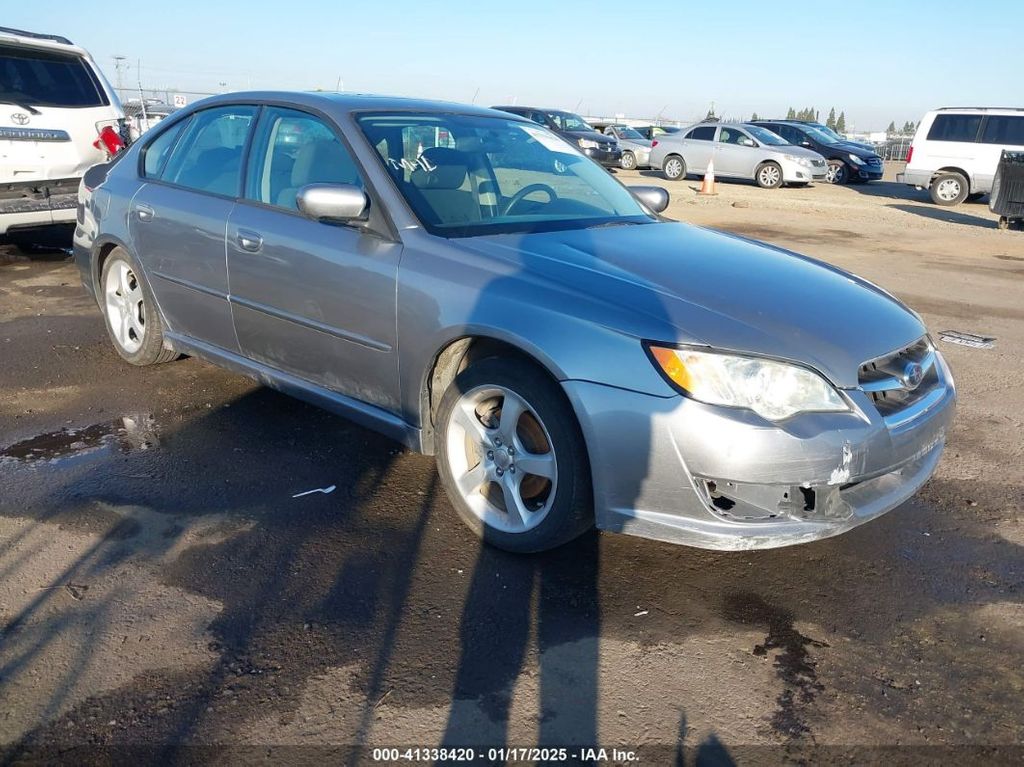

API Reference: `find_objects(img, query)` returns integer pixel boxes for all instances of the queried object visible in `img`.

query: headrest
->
[292,139,359,186]
[410,147,469,190]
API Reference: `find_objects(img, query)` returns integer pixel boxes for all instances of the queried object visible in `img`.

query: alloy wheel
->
[104,259,146,354]
[759,164,781,187]
[444,385,558,534]
[665,157,683,179]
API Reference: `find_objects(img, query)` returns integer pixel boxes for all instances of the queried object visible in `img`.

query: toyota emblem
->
[11,113,31,125]
[901,361,924,389]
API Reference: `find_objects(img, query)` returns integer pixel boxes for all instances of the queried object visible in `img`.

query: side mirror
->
[629,185,670,213]
[801,140,812,147]
[740,138,756,147]
[297,183,368,224]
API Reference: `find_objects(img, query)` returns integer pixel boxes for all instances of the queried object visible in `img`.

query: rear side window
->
[142,119,189,178]
[981,115,1024,146]
[927,114,982,143]
[159,106,256,196]
[0,43,108,108]
[686,126,716,141]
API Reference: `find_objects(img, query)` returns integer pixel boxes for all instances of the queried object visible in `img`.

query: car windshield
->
[617,127,645,140]
[803,125,840,145]
[548,111,594,132]
[744,125,789,146]
[358,112,655,238]
[0,44,108,108]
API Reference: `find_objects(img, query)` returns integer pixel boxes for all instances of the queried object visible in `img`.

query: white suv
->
[1,27,124,241]
[898,107,1024,206]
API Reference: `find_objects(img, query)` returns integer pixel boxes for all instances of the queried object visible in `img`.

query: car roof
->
[190,91,520,119]
[0,26,87,55]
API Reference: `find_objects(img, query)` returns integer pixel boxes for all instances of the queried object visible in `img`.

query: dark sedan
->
[492,106,621,168]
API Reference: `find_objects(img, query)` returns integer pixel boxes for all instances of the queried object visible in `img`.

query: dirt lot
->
[1,168,1022,764]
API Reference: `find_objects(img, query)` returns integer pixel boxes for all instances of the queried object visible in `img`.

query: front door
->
[130,105,256,352]
[226,106,402,411]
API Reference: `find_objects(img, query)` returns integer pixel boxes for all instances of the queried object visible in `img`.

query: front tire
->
[930,172,969,206]
[825,160,849,184]
[100,247,177,366]
[755,161,783,189]
[663,155,686,181]
[620,151,637,170]
[435,356,593,553]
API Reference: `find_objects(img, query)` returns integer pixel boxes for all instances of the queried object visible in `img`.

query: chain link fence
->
[871,136,914,161]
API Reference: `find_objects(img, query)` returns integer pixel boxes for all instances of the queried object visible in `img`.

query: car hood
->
[774,145,824,160]
[564,129,616,145]
[832,141,879,159]
[456,222,924,387]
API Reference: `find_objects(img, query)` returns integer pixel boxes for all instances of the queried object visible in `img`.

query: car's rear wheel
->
[100,247,177,366]
[663,155,686,181]
[825,160,848,184]
[435,356,593,553]
[620,151,637,170]
[930,172,969,206]
[756,162,783,189]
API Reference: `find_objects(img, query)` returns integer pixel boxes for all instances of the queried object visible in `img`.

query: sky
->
[5,1,1022,131]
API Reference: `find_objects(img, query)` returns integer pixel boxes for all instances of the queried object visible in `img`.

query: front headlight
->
[784,154,812,167]
[578,138,599,149]
[848,153,865,165]
[647,345,848,421]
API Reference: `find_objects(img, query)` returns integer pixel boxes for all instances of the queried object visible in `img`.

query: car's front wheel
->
[100,247,177,366]
[825,160,849,184]
[435,356,593,553]
[620,151,637,170]
[756,161,783,189]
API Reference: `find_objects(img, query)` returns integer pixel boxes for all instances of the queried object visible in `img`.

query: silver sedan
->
[75,92,954,553]
[649,122,828,187]
[601,125,653,170]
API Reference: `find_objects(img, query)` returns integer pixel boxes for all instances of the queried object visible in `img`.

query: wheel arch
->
[418,332,572,456]
[932,166,972,192]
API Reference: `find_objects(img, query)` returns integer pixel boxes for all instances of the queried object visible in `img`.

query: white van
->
[898,107,1024,206]
[1,27,124,241]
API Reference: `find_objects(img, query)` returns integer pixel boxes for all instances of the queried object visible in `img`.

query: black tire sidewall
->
[100,248,168,366]
[435,357,593,553]
[664,155,685,180]
[827,160,848,184]
[930,173,969,206]
[757,162,782,189]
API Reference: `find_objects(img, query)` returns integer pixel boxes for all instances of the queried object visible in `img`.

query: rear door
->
[129,104,256,352]
[681,125,715,173]
[226,106,402,410]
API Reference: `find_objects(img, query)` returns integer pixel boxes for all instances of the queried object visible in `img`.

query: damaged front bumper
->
[563,351,956,550]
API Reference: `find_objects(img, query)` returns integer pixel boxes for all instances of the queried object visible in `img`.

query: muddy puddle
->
[0,414,159,466]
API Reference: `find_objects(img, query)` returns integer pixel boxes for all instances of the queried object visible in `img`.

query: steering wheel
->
[501,183,558,216]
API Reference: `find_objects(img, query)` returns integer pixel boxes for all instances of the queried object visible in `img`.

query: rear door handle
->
[134,203,155,222]
[236,229,263,253]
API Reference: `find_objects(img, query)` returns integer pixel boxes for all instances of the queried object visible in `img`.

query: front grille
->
[858,338,939,418]
[867,157,883,166]
[812,159,826,167]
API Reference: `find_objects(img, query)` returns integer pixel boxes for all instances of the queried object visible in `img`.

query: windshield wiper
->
[0,99,41,115]
[585,220,644,229]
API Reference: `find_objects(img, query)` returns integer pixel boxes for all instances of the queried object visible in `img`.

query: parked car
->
[897,107,1024,206]
[634,125,680,141]
[123,99,177,140]
[492,105,621,167]
[0,26,125,243]
[649,122,827,188]
[752,120,884,184]
[600,125,652,169]
[783,119,874,151]
[76,92,955,553]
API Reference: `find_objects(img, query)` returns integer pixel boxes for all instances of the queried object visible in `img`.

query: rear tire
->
[663,155,686,181]
[435,356,593,553]
[930,172,969,206]
[755,161,783,189]
[100,247,178,366]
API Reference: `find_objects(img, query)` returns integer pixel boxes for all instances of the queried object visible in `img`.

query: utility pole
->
[112,55,127,91]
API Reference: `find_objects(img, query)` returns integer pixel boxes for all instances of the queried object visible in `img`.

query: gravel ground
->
[1,168,1022,764]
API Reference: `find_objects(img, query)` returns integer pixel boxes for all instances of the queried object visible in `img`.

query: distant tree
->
[901,120,917,134]
[815,109,820,122]
[751,111,759,121]
[836,111,846,133]
[887,121,896,135]
[826,107,837,130]
[786,106,796,119]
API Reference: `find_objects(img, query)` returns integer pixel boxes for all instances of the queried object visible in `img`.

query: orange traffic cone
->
[698,158,717,195]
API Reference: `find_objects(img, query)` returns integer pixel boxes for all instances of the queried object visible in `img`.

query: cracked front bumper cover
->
[563,353,955,550]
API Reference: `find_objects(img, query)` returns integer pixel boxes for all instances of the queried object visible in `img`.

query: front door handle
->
[236,229,263,253]
[134,203,155,222]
